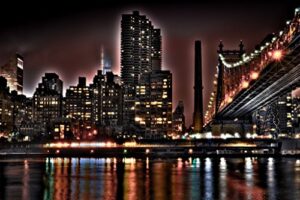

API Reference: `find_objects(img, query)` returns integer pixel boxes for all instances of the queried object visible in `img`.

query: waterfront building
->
[121,11,162,127]
[135,70,172,138]
[66,77,92,122]
[33,73,63,134]
[91,70,123,136]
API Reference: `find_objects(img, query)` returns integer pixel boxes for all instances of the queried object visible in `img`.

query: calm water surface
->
[0,157,300,200]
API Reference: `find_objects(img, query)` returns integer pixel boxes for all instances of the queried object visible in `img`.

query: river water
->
[0,157,299,200]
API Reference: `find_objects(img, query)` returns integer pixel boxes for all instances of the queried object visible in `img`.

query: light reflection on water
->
[0,157,300,200]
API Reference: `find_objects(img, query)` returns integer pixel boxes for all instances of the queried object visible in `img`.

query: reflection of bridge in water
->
[205,8,300,137]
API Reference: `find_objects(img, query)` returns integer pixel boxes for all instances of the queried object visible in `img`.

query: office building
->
[90,70,123,135]
[33,73,63,133]
[135,70,172,138]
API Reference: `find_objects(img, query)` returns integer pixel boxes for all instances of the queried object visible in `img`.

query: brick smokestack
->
[193,40,203,133]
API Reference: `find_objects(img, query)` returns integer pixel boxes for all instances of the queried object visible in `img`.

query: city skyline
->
[0,1,298,125]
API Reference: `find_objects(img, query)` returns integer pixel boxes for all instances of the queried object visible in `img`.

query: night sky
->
[0,0,298,125]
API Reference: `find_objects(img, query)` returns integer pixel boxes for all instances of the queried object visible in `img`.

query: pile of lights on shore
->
[204,8,300,125]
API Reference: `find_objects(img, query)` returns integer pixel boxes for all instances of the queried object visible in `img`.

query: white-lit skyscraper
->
[121,11,162,85]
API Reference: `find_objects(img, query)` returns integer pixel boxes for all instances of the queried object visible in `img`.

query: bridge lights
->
[250,72,259,80]
[273,50,282,60]
[269,49,283,61]
[242,81,249,89]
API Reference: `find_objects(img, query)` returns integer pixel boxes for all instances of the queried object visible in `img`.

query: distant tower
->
[193,40,203,133]
[100,46,111,75]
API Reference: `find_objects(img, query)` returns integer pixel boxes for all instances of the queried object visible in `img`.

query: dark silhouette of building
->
[193,40,203,133]
[173,100,186,136]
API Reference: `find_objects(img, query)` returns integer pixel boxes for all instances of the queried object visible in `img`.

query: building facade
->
[121,10,162,85]
[33,73,63,134]
[91,70,123,136]
[0,54,23,94]
[135,70,172,138]
[121,11,163,130]
[0,77,13,137]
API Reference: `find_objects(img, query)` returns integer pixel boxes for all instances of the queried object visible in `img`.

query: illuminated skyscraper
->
[0,54,23,94]
[121,11,162,127]
[121,11,162,85]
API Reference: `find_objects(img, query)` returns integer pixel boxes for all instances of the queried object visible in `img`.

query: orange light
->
[242,81,249,89]
[228,97,233,103]
[251,72,259,80]
[272,50,283,61]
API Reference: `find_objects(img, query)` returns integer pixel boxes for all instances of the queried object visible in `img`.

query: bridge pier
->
[211,120,253,137]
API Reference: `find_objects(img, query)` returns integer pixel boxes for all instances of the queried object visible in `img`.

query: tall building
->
[100,46,112,75]
[172,100,186,136]
[90,70,123,135]
[65,77,93,139]
[65,77,92,122]
[135,70,172,138]
[0,54,23,94]
[121,11,162,85]
[33,73,63,133]
[0,77,13,136]
[121,11,162,127]
[193,40,203,133]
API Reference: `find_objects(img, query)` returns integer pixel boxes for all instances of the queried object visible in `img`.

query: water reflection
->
[0,157,300,199]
